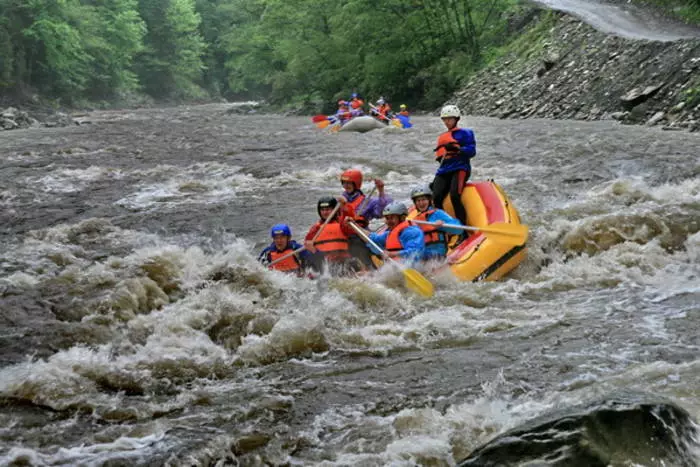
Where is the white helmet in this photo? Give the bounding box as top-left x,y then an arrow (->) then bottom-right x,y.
383,201 -> 408,217
410,184 -> 433,200
377,97 -> 385,105
440,104 -> 461,118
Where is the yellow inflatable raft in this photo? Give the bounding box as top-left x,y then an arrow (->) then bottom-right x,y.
409,180 -> 527,282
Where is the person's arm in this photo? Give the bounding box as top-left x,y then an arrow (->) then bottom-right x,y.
431,210 -> 465,235
290,240 -> 311,264
258,246 -> 272,264
362,183 -> 393,219
395,227 -> 425,260
305,222 -> 321,252
367,231 -> 388,255
455,128 -> 476,158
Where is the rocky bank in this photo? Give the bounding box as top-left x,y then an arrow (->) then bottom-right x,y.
452,10 -> 700,131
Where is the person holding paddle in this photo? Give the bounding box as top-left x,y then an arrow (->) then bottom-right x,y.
432,105 -> 476,226
408,184 -> 464,260
258,224 -> 310,275
363,202 -> 424,263
370,97 -> 392,122
340,169 -> 393,268
304,196 -> 359,276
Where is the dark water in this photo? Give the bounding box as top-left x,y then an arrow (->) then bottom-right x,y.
0,104 -> 698,465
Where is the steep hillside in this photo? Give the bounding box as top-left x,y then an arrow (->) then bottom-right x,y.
452,11 -> 700,130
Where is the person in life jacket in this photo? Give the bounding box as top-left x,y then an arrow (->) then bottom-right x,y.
339,169 -> 393,268
258,224 -> 310,274
371,97 -> 392,122
408,184 -> 464,260
348,92 -> 365,116
431,104 -> 476,226
304,196 -> 358,275
398,104 -> 409,117
335,100 -> 351,123
366,201 -> 424,262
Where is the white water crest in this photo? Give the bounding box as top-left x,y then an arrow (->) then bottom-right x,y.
0,107 -> 698,465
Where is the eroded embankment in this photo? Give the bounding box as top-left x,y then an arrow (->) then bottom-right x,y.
452,11 -> 700,131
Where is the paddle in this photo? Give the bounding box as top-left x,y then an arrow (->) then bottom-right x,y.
355,186 -> 377,216
348,221 -> 434,298
368,104 -> 393,123
267,203 -> 342,267
411,220 -> 528,246
312,114 -> 329,123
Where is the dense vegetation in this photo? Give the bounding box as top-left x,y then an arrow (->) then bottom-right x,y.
0,0 -> 527,111
1,0 -> 697,111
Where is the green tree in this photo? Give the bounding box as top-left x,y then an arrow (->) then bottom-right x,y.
78,0 -> 146,99
136,0 -> 207,99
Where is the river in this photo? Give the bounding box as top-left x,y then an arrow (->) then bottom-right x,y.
1,104 -> 698,465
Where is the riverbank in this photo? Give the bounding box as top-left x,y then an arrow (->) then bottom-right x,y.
451,10 -> 700,131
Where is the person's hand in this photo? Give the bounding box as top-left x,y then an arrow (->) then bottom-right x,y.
305,240 -> 317,253
374,178 -> 385,193
337,196 -> 347,205
434,220 -> 444,227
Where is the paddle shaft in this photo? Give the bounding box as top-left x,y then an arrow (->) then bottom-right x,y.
348,221 -> 393,263
369,104 -> 395,121
348,221 -> 435,298
412,219 -> 520,236
267,203 -> 341,267
411,219 -> 479,234
355,186 -> 377,217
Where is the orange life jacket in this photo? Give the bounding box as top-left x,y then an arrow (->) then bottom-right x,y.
385,220 -> 411,252
346,193 -> 368,227
435,128 -> 460,160
267,248 -> 302,273
412,209 -> 446,247
398,110 -> 409,117
378,104 -> 391,116
350,99 -> 364,110
314,221 -> 350,260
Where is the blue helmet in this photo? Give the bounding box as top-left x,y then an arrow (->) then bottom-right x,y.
270,223 -> 291,238
351,92 -> 358,98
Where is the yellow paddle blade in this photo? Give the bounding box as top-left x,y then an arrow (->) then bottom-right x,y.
316,120 -> 331,129
391,118 -> 402,128
330,123 -> 341,132
480,223 -> 529,246
403,268 -> 434,298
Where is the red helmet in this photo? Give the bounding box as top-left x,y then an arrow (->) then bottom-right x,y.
340,169 -> 363,190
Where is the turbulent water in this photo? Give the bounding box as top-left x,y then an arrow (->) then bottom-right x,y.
0,103 -> 698,466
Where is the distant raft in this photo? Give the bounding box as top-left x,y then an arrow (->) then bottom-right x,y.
409,180 -> 527,282
338,115 -> 386,133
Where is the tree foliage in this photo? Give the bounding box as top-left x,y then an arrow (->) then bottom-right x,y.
0,0 -> 523,107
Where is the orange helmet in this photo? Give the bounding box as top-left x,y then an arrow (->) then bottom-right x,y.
340,169 -> 363,190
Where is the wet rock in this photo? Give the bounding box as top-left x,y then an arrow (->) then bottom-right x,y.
620,83 -> 664,109
458,392 -> 699,467
646,111 -> 665,125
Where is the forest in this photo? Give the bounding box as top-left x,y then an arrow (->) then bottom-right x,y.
1,0 -> 698,112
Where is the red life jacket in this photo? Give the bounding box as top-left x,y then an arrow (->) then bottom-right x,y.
350,99 -> 364,110
385,220 -> 412,252
435,128 -> 461,160
267,248 -> 302,273
346,193 -> 368,227
412,209 -> 446,247
314,221 -> 350,260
